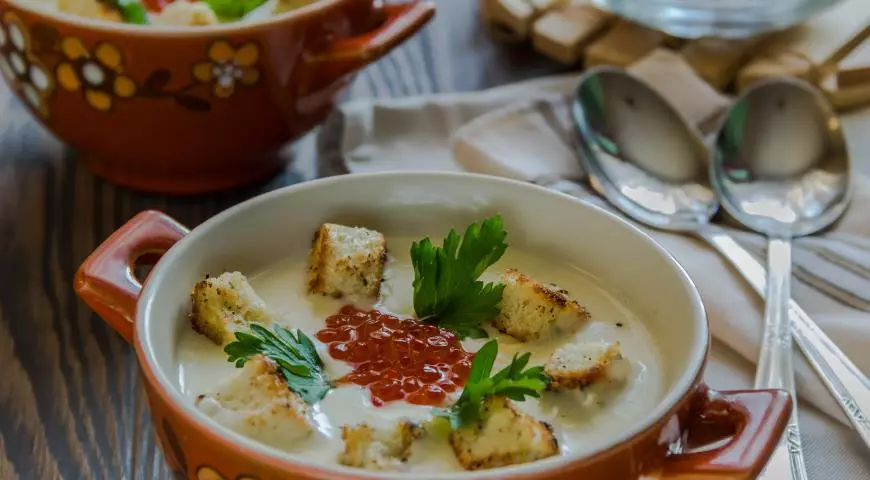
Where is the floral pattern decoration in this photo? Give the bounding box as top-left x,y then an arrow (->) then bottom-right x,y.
192,40 -> 259,98
196,466 -> 258,480
56,37 -> 137,112
161,418 -> 259,480
0,11 -> 54,118
0,12 -> 261,114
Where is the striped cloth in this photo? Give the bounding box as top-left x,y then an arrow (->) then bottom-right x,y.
318,73 -> 870,479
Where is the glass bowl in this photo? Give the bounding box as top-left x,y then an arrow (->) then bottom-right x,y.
592,0 -> 846,38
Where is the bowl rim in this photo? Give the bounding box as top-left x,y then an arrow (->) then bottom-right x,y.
6,0 -> 354,36
135,171 -> 710,479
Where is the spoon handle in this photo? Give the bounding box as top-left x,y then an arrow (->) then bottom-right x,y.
757,238 -> 807,479
698,228 -> 870,452
755,239 -> 795,390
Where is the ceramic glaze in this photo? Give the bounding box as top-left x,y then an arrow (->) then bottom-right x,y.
75,173 -> 791,480
0,0 -> 434,193
175,237 -> 665,472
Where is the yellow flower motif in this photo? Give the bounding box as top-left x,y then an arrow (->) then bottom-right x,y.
195,466 -> 257,480
0,12 -> 55,118
56,37 -> 137,112
196,467 -> 224,480
192,40 -> 259,99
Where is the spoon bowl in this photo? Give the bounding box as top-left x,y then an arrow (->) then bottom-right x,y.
711,78 -> 851,238
570,67 -> 717,231
570,69 -> 870,465
710,77 -> 851,480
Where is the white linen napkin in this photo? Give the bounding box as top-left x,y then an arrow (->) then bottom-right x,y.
316,51 -> 870,479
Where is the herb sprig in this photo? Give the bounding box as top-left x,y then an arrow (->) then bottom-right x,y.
441,340 -> 549,428
410,215 -> 508,339
206,0 -> 269,21
99,0 -> 150,25
224,324 -> 332,404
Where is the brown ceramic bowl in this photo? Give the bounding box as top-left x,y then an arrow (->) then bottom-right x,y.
75,172 -> 791,480
0,0 -> 434,194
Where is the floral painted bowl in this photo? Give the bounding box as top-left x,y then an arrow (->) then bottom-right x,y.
75,172 -> 791,480
0,0 -> 434,194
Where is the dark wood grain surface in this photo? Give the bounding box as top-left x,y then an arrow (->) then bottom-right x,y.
0,1 -> 570,478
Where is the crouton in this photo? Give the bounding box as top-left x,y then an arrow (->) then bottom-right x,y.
152,1 -> 219,26
492,269 -> 589,341
275,0 -> 318,14
307,223 -> 387,299
56,0 -> 122,22
339,420 -> 423,470
545,340 -> 630,391
448,397 -> 559,470
190,272 -> 271,346
195,356 -> 312,448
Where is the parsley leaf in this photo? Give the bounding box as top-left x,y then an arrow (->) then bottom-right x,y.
441,339 -> 549,428
224,323 -> 332,404
205,0 -> 268,21
99,0 -> 149,24
411,215 -> 508,339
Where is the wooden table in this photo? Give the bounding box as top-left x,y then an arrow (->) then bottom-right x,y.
2,1 -> 870,478
0,1 -> 570,478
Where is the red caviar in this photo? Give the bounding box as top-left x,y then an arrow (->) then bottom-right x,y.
316,305 -> 473,407
141,0 -> 171,12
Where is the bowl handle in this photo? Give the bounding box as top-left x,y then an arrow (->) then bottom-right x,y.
300,1 -> 435,90
661,385 -> 792,479
74,211 -> 188,344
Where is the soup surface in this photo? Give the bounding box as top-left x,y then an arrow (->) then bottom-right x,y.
175,236 -> 665,472
25,0 -> 317,26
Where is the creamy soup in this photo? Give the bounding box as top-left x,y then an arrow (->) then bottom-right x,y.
175,236 -> 664,472
24,0 -> 317,27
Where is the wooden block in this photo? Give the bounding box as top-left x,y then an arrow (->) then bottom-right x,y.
481,0 -> 535,40
681,36 -> 763,89
528,0 -> 568,13
661,32 -> 685,49
781,0 -> 870,72
736,52 -> 816,92
837,39 -> 870,88
822,75 -> 870,111
737,0 -> 870,88
531,3 -> 613,64
629,49 -> 732,132
585,20 -> 664,68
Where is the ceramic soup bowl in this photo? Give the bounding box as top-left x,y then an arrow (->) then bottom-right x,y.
75,172 -> 790,480
0,0 -> 433,194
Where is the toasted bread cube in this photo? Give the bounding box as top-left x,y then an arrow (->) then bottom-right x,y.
195,356 -> 312,448
152,0 -> 218,26
190,272 -> 271,346
275,0 -> 318,13
493,269 -> 589,341
545,340 -> 630,391
57,0 -> 122,22
449,397 -> 558,470
339,420 -> 423,470
307,223 -> 387,299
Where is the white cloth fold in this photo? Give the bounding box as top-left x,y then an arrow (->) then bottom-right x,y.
321,72 -> 870,479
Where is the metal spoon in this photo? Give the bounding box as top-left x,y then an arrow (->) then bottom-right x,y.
710,78 -> 851,479
570,68 -> 870,465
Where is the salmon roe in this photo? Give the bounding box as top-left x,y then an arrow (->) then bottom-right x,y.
141,0 -> 171,12
316,305 -> 473,407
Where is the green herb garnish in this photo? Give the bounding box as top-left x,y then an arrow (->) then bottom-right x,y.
98,0 -> 149,24
225,324 -> 332,404
410,215 -> 508,339
119,0 -> 149,24
440,340 -> 549,428
205,0 -> 268,21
